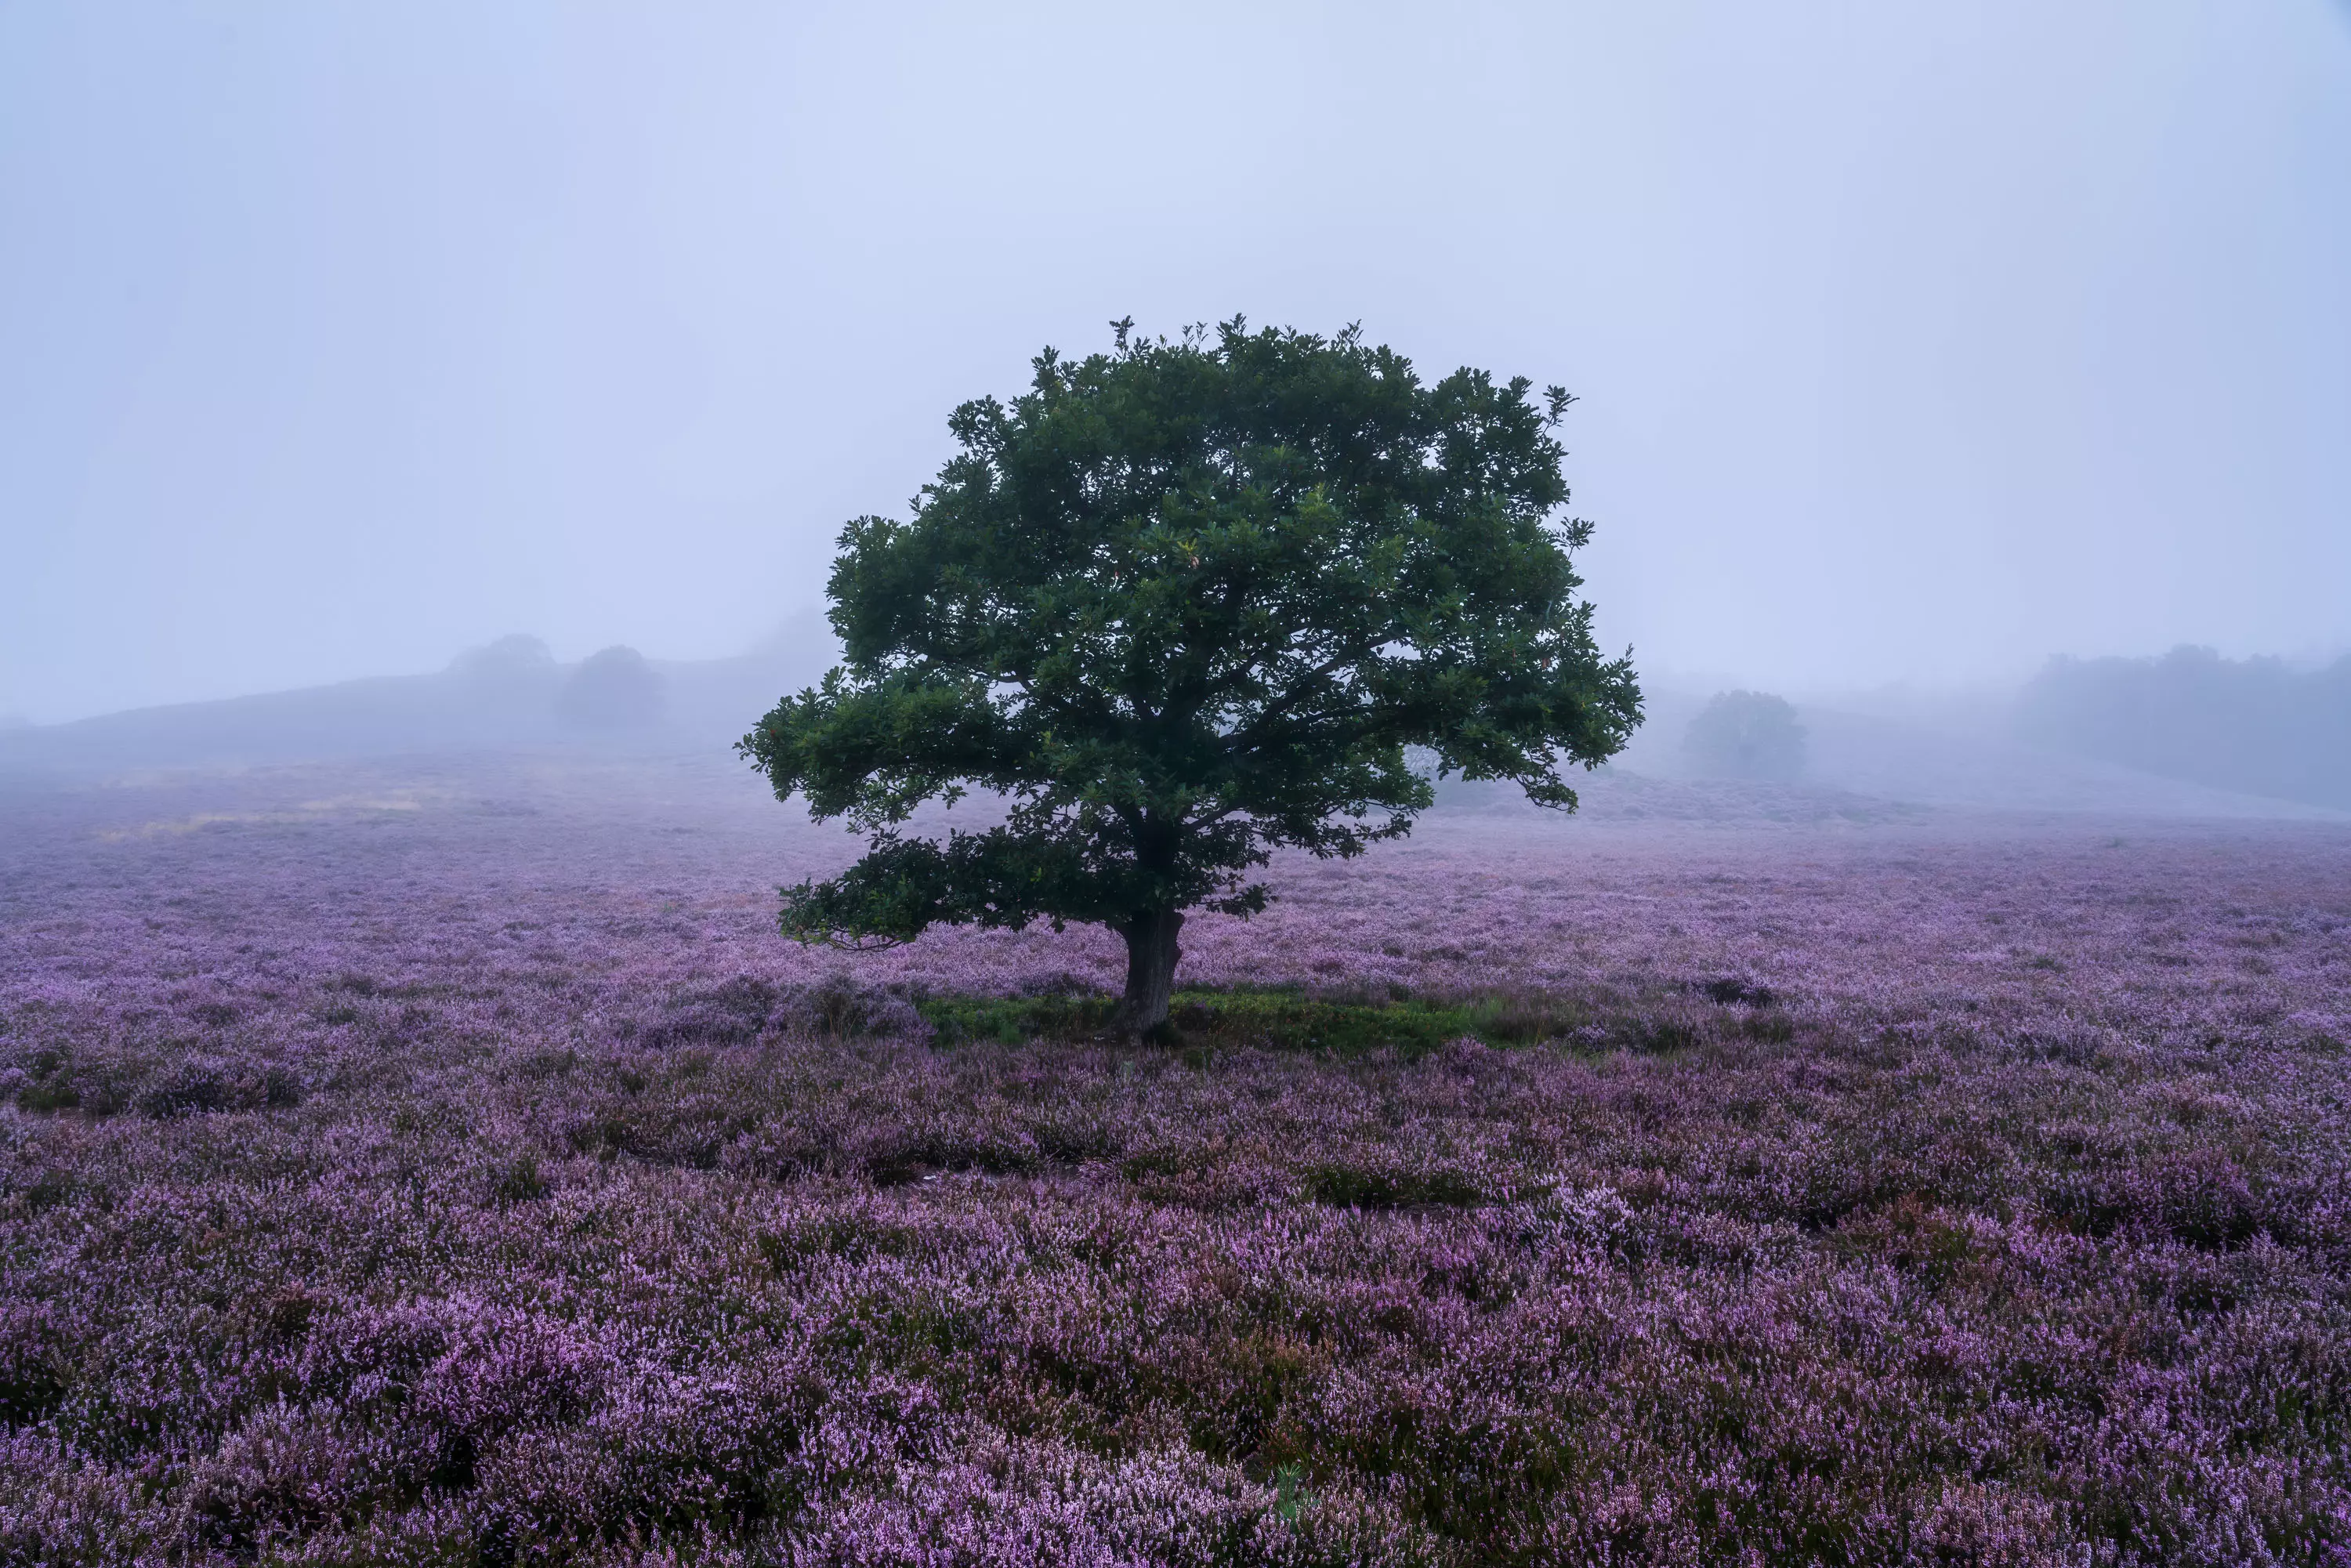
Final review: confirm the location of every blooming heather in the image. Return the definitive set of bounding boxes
[2,755,2348,1564]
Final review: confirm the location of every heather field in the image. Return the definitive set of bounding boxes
[4,753,2351,1566]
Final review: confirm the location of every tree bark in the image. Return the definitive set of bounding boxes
[1110,907,1184,1038]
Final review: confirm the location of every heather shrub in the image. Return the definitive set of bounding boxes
[915,987,1601,1058]
[4,763,2350,1562]
[0,1307,68,1430]
[133,1055,302,1117]
[1299,1157,1491,1211]
[632,976,924,1048]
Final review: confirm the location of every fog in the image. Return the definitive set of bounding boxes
[4,3,2348,738]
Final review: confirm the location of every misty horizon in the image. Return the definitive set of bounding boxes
[9,619,2351,735]
[5,3,2349,726]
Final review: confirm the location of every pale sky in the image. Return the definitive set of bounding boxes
[5,2,2347,723]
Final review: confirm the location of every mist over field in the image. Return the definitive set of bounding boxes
[4,2,2349,726]
[5,7,2351,1565]
[7,628,2346,827]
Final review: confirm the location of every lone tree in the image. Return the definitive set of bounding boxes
[557,646,666,731]
[742,320,1642,1036]
[1683,690,1806,780]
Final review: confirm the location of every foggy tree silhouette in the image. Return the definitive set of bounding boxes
[451,633,556,683]
[1683,690,1806,780]
[558,646,666,731]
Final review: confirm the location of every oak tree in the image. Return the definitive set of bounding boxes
[742,320,1641,1036]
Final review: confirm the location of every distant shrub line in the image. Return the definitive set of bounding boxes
[2020,643,2351,807]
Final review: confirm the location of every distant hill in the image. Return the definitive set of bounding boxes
[12,628,2343,827]
[2018,647,2351,811]
[1600,680,2345,822]
[0,615,842,777]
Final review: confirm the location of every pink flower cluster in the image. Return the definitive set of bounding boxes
[2,755,2349,1563]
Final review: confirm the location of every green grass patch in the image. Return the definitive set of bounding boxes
[1300,1162,1490,1209]
[914,986,1593,1057]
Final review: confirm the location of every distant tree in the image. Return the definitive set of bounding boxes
[741,319,1643,1037]
[451,633,557,683]
[451,635,560,719]
[1684,690,1806,780]
[558,646,666,730]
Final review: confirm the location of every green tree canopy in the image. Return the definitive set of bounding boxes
[741,319,1641,1034]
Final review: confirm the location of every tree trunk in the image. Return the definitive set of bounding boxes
[1110,907,1184,1038]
